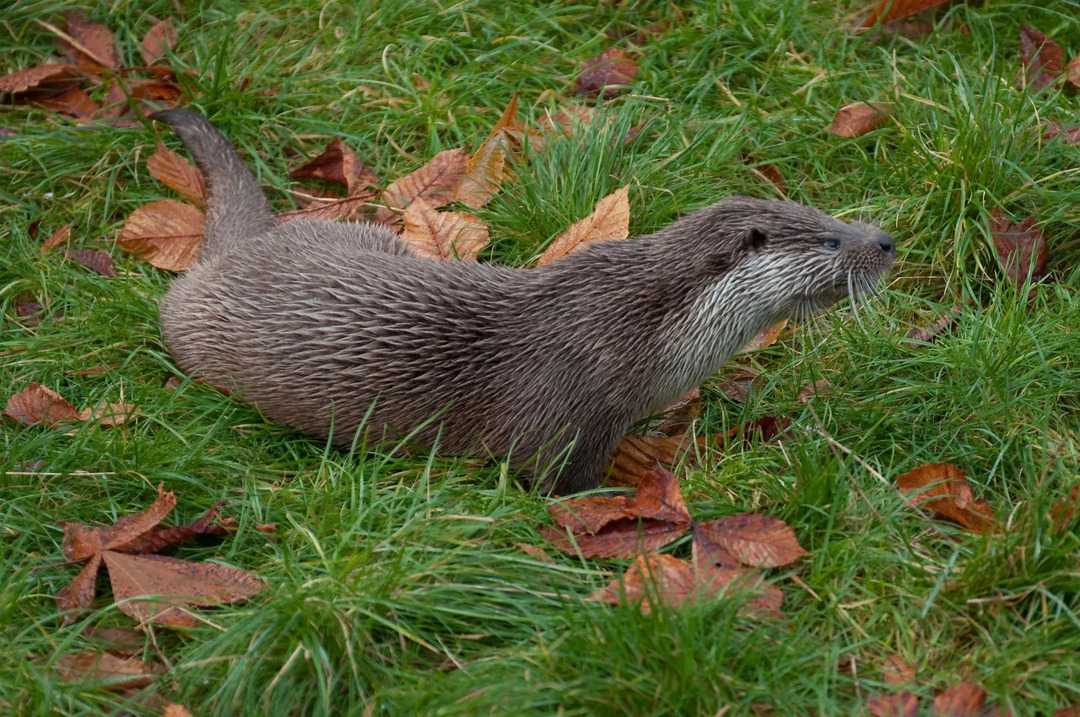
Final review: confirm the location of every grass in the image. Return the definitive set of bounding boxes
[3,0,1080,714]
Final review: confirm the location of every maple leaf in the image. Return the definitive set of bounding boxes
[140,19,177,65]
[1018,25,1064,91]
[541,467,692,559]
[401,198,490,261]
[896,462,996,534]
[376,148,470,226]
[605,432,704,488]
[988,210,1047,293]
[118,199,205,271]
[692,514,808,569]
[828,102,891,138]
[148,142,207,206]
[289,138,377,196]
[859,0,952,28]
[453,93,523,209]
[575,47,639,98]
[535,185,631,265]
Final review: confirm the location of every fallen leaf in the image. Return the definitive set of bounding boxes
[881,655,916,686]
[655,387,702,437]
[828,102,890,138]
[542,467,692,559]
[65,248,115,277]
[1043,121,1080,144]
[1050,485,1078,532]
[536,185,631,265]
[692,523,740,571]
[140,19,177,65]
[59,10,120,70]
[125,78,182,104]
[3,383,81,426]
[797,378,832,403]
[401,198,490,260]
[745,158,786,196]
[13,300,46,326]
[988,210,1047,292]
[289,138,375,196]
[453,93,522,208]
[859,0,952,27]
[60,486,178,563]
[0,64,81,96]
[376,148,470,225]
[712,365,761,403]
[163,705,194,717]
[40,223,72,252]
[879,19,936,41]
[55,651,160,691]
[1067,54,1080,89]
[904,303,964,347]
[82,626,146,655]
[78,402,136,426]
[148,142,207,206]
[1019,25,1063,91]
[543,104,598,136]
[895,462,996,534]
[55,553,103,615]
[35,86,100,118]
[867,691,919,717]
[693,514,807,568]
[115,500,229,555]
[118,199,204,271]
[933,682,986,716]
[514,542,554,563]
[605,432,705,488]
[575,47,639,98]
[740,319,788,353]
[1055,707,1080,717]
[278,191,375,223]
[726,415,793,446]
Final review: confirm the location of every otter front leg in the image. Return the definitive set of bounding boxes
[536,421,627,495]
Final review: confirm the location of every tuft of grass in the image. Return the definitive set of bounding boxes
[3,0,1080,714]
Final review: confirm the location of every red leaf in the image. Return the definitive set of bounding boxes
[60,10,120,70]
[867,691,919,717]
[3,383,81,426]
[859,0,952,27]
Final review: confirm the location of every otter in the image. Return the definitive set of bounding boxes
[152,109,895,494]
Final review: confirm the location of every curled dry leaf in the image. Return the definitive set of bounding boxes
[55,651,160,691]
[536,185,631,265]
[541,467,691,559]
[828,102,890,138]
[0,64,81,96]
[401,198,490,261]
[740,319,788,353]
[988,210,1047,292]
[140,18,177,65]
[65,248,115,277]
[148,142,207,206]
[933,682,986,717]
[859,0,952,27]
[289,138,376,196]
[453,93,522,209]
[3,383,81,426]
[1019,25,1064,91]
[36,86,100,119]
[605,432,705,488]
[895,462,996,534]
[118,199,204,271]
[575,47,639,98]
[904,303,964,347]
[376,148,470,225]
[693,514,808,569]
[41,223,72,252]
[59,10,120,70]
[867,691,919,717]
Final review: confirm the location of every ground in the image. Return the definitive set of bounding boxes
[2,0,1080,715]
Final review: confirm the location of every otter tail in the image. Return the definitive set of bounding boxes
[150,109,275,260]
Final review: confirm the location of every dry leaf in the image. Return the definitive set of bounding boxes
[575,47,639,98]
[514,542,554,563]
[859,0,952,27]
[278,191,375,223]
[3,383,81,426]
[933,682,986,716]
[78,402,136,426]
[289,138,375,196]
[904,303,964,347]
[36,86,100,118]
[828,102,890,138]
[376,148,470,225]
[605,432,704,488]
[655,387,702,437]
[60,10,120,70]
[536,185,631,265]
[1050,485,1078,532]
[82,626,146,655]
[726,415,793,446]
[1019,25,1063,91]
[0,64,81,96]
[1067,53,1080,89]
[797,378,832,403]
[867,691,919,717]
[541,467,692,559]
[988,210,1047,292]
[140,19,177,65]
[881,655,916,686]
[1043,121,1080,144]
[148,142,207,206]
[55,651,160,690]
[453,93,522,209]
[41,223,72,252]
[162,705,194,717]
[401,198,490,260]
[13,300,46,325]
[118,199,204,271]
[896,462,996,534]
[55,553,103,615]
[543,105,598,136]
[740,319,788,353]
[693,514,808,568]
[65,248,115,276]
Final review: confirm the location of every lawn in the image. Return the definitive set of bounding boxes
[2,0,1080,714]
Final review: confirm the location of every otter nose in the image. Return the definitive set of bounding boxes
[875,231,895,255]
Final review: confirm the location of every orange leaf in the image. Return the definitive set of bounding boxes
[605,432,704,488]
[933,682,986,716]
[453,93,521,209]
[740,319,788,353]
[896,462,996,534]
[40,223,72,252]
[140,18,177,65]
[60,10,120,70]
[163,705,194,717]
[401,198,490,260]
[55,651,160,691]
[575,47,639,98]
[289,138,375,196]
[828,102,890,138]
[118,199,204,271]
[693,514,808,568]
[376,148,470,225]
[867,691,919,717]
[859,0,952,27]
[536,185,630,265]
[0,64,81,96]
[148,142,207,207]
[3,383,81,426]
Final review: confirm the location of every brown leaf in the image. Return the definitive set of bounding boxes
[70,364,120,376]
[693,514,808,568]
[1067,54,1080,89]
[118,199,204,271]
[14,300,45,325]
[453,93,522,209]
[77,402,136,426]
[289,138,375,196]
[1050,485,1079,532]
[904,303,964,347]
[867,691,919,717]
[55,651,160,690]
[163,705,194,717]
[896,462,996,534]
[726,415,793,446]
[605,433,704,488]
[859,0,952,27]
[1019,25,1063,91]
[41,223,72,252]
[988,210,1047,292]
[0,64,81,96]
[933,682,986,716]
[140,19,177,65]
[882,655,917,686]
[543,105,598,136]
[692,524,741,571]
[126,78,182,104]
[102,551,265,627]
[1055,707,1080,717]
[542,467,692,559]
[278,191,375,223]
[58,485,177,563]
[115,501,227,555]
[655,387,702,437]
[60,10,120,70]
[514,542,554,563]
[797,378,832,403]
[536,185,631,265]
[4,383,81,426]
[828,102,890,138]
[148,142,207,206]
[56,553,103,619]
[575,47,639,98]
[1043,121,1080,145]
[82,626,146,655]
[401,199,491,260]
[740,319,788,353]
[35,86,100,118]
[376,148,470,225]
[65,248,115,277]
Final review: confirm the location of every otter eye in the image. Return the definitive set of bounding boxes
[823,238,841,251]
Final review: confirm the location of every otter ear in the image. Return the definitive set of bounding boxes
[743,227,768,251]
